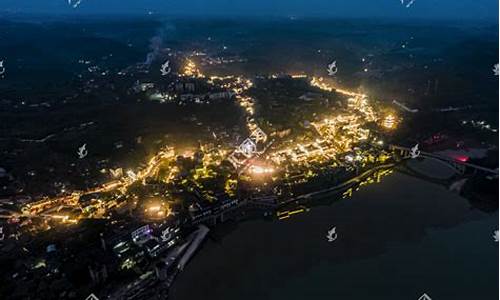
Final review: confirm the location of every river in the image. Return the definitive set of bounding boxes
[170,160,498,300]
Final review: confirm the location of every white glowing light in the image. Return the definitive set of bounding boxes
[493,64,499,76]
[68,0,82,8]
[126,170,137,181]
[161,227,179,242]
[418,293,432,300]
[249,165,274,175]
[326,226,337,242]
[161,228,170,241]
[400,0,416,8]
[410,143,420,159]
[160,60,171,76]
[77,144,88,159]
[327,60,338,76]
[239,138,257,157]
[0,60,5,76]
[228,127,269,169]
[131,225,152,242]
[85,294,99,300]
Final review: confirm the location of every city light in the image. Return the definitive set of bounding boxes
[4,11,498,300]
[144,201,171,220]
[17,55,397,238]
[382,114,396,129]
[182,58,205,78]
[249,165,275,175]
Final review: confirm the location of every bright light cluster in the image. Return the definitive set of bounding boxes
[249,165,275,175]
[269,112,372,166]
[182,59,205,78]
[382,114,396,129]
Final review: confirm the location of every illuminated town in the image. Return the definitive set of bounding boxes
[15,58,399,226]
[0,3,498,300]
[0,54,408,297]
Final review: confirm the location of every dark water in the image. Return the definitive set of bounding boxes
[170,167,498,300]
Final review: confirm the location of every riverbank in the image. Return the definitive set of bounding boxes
[170,170,498,300]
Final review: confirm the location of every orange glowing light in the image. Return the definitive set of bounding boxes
[382,114,396,129]
[249,165,274,175]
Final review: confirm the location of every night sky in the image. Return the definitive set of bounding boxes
[0,0,498,21]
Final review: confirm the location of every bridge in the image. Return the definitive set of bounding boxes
[389,145,498,176]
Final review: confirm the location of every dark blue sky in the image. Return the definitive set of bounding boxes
[0,0,498,21]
